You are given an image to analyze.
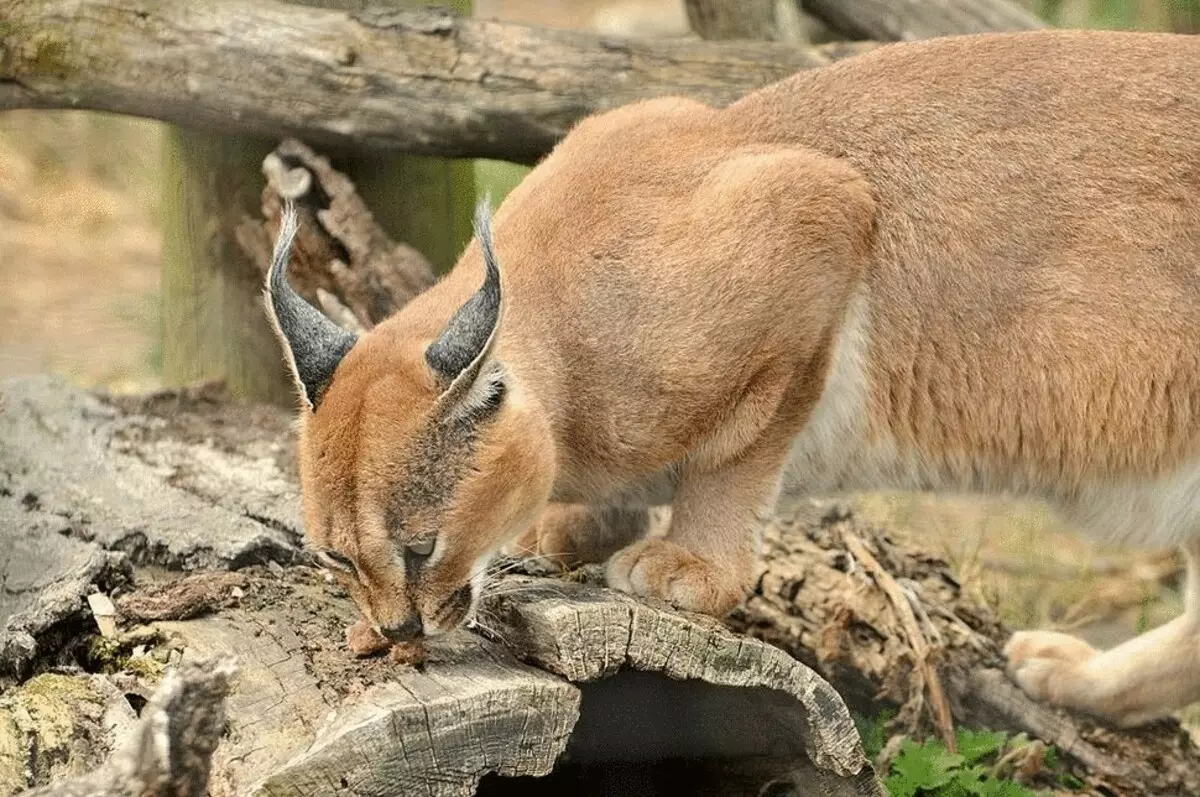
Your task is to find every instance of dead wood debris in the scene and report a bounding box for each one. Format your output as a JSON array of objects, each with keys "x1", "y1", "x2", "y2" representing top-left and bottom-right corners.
[
  {"x1": 234, "y1": 138, "x2": 436, "y2": 333},
  {"x1": 727, "y1": 499, "x2": 1200, "y2": 796},
  {"x1": 16, "y1": 657, "x2": 236, "y2": 797},
  {"x1": 115, "y1": 572, "x2": 250, "y2": 623},
  {"x1": 842, "y1": 531, "x2": 956, "y2": 753}
]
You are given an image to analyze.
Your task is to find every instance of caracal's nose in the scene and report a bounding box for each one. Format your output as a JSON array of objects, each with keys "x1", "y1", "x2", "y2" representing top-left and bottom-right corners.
[{"x1": 380, "y1": 615, "x2": 424, "y2": 643}]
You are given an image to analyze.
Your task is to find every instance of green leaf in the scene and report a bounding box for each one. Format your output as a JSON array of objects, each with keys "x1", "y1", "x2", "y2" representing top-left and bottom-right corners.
[
  {"x1": 1059, "y1": 772, "x2": 1086, "y2": 790},
  {"x1": 955, "y1": 729, "x2": 1009, "y2": 764},
  {"x1": 971, "y1": 778, "x2": 1039, "y2": 797},
  {"x1": 883, "y1": 772, "x2": 921, "y2": 797},
  {"x1": 888, "y1": 739, "x2": 965, "y2": 794},
  {"x1": 950, "y1": 765, "x2": 990, "y2": 795}
]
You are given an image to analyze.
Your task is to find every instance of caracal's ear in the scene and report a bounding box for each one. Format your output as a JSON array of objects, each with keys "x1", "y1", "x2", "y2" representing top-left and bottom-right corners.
[
  {"x1": 262, "y1": 200, "x2": 358, "y2": 410},
  {"x1": 426, "y1": 195, "x2": 504, "y2": 408}
]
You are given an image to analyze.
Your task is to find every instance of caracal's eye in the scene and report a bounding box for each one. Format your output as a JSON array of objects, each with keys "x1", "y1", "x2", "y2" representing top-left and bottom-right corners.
[
  {"x1": 406, "y1": 539, "x2": 435, "y2": 559},
  {"x1": 316, "y1": 549, "x2": 356, "y2": 574}
]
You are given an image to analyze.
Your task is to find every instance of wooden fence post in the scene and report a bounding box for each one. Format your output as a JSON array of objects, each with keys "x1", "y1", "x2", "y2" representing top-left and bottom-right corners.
[
  {"x1": 159, "y1": 0, "x2": 477, "y2": 405},
  {"x1": 160, "y1": 131, "x2": 291, "y2": 404}
]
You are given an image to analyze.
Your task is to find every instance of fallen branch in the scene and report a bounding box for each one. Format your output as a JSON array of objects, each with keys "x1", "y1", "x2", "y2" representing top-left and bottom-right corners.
[
  {"x1": 0, "y1": 0, "x2": 878, "y2": 164},
  {"x1": 843, "y1": 531, "x2": 956, "y2": 753},
  {"x1": 801, "y1": 0, "x2": 1044, "y2": 41}
]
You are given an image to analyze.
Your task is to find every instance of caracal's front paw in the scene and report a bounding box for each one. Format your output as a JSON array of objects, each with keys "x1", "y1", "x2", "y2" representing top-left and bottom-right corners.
[
  {"x1": 1004, "y1": 630, "x2": 1099, "y2": 711},
  {"x1": 605, "y1": 538, "x2": 747, "y2": 616}
]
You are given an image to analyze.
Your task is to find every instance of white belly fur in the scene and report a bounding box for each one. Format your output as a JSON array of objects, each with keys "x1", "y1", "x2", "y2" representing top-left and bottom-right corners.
[{"x1": 783, "y1": 289, "x2": 1200, "y2": 549}]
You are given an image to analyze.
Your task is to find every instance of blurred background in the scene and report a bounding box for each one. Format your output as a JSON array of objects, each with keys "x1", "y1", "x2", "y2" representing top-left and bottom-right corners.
[{"x1": 1, "y1": 0, "x2": 1197, "y2": 665}]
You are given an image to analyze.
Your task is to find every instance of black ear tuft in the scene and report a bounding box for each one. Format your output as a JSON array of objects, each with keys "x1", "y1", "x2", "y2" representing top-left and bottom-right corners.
[
  {"x1": 263, "y1": 200, "x2": 358, "y2": 409},
  {"x1": 425, "y1": 196, "x2": 502, "y2": 387},
  {"x1": 479, "y1": 376, "x2": 506, "y2": 412}
]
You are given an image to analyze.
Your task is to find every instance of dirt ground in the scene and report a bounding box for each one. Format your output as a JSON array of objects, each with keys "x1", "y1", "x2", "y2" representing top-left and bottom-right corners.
[
  {"x1": 0, "y1": 111, "x2": 163, "y2": 393},
  {"x1": 0, "y1": 0, "x2": 1191, "y2": 726}
]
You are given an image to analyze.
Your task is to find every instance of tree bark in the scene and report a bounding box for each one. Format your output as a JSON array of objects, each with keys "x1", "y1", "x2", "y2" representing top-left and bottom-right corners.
[
  {"x1": 685, "y1": 0, "x2": 782, "y2": 40},
  {"x1": 289, "y1": 0, "x2": 479, "y2": 277},
  {"x1": 0, "y1": 0, "x2": 877, "y2": 165},
  {"x1": 17, "y1": 658, "x2": 237, "y2": 797},
  {"x1": 800, "y1": 0, "x2": 1045, "y2": 41},
  {"x1": 234, "y1": 139, "x2": 437, "y2": 334},
  {"x1": 159, "y1": 130, "x2": 294, "y2": 405}
]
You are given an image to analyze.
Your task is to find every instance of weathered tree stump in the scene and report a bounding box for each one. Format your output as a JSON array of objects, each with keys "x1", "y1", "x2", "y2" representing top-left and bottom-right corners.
[{"x1": 234, "y1": 138, "x2": 437, "y2": 335}]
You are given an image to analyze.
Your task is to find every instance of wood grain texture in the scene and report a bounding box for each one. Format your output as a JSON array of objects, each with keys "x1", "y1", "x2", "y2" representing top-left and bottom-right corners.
[
  {"x1": 253, "y1": 631, "x2": 581, "y2": 797},
  {"x1": 0, "y1": 0, "x2": 877, "y2": 164},
  {"x1": 0, "y1": 377, "x2": 305, "y2": 574},
  {"x1": 801, "y1": 0, "x2": 1044, "y2": 41},
  {"x1": 288, "y1": 0, "x2": 478, "y2": 277},
  {"x1": 482, "y1": 577, "x2": 870, "y2": 779},
  {"x1": 248, "y1": 574, "x2": 883, "y2": 796}
]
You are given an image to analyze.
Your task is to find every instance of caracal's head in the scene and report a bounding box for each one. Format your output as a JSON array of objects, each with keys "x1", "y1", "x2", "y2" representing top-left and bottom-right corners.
[{"x1": 264, "y1": 198, "x2": 554, "y2": 643}]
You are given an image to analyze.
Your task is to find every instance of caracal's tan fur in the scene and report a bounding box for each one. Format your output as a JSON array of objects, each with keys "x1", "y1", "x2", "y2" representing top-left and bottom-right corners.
[{"x1": 267, "y1": 29, "x2": 1200, "y2": 727}]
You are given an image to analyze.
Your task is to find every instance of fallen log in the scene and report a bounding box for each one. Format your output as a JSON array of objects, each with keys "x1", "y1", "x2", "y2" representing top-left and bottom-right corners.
[
  {"x1": 0, "y1": 0, "x2": 877, "y2": 164},
  {"x1": 239, "y1": 568, "x2": 880, "y2": 796},
  {"x1": 0, "y1": 377, "x2": 883, "y2": 796},
  {"x1": 801, "y1": 0, "x2": 1044, "y2": 42},
  {"x1": 3, "y1": 372, "x2": 1200, "y2": 795}
]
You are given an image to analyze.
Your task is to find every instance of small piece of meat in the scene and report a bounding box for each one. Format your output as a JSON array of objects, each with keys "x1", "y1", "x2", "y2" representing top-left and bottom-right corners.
[
  {"x1": 346, "y1": 618, "x2": 390, "y2": 657},
  {"x1": 387, "y1": 640, "x2": 427, "y2": 666},
  {"x1": 345, "y1": 618, "x2": 427, "y2": 665}
]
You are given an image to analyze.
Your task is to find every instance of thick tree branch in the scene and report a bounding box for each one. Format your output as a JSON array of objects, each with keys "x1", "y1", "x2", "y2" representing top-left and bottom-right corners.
[
  {"x1": 801, "y1": 0, "x2": 1045, "y2": 42},
  {"x1": 0, "y1": 0, "x2": 877, "y2": 164}
]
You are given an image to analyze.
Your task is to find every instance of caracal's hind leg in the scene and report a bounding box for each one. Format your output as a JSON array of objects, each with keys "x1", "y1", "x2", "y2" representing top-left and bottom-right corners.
[
  {"x1": 1005, "y1": 538, "x2": 1200, "y2": 727},
  {"x1": 502, "y1": 503, "x2": 654, "y2": 572}
]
